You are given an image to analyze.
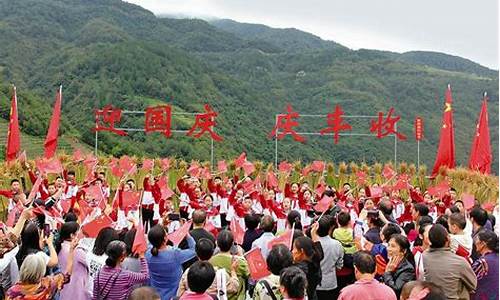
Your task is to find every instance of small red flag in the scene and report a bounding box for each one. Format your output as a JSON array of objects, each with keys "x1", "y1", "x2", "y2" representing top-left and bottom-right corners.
[
  {"x1": 160, "y1": 158, "x2": 170, "y2": 171},
  {"x1": 157, "y1": 177, "x2": 175, "y2": 199},
  {"x1": 245, "y1": 248, "x2": 271, "y2": 280},
  {"x1": 187, "y1": 163, "x2": 201, "y2": 177},
  {"x1": 121, "y1": 190, "x2": 142, "y2": 210},
  {"x1": 431, "y1": 85, "x2": 456, "y2": 176},
  {"x1": 311, "y1": 161, "x2": 325, "y2": 173},
  {"x1": 393, "y1": 174, "x2": 410, "y2": 191},
  {"x1": 235, "y1": 152, "x2": 247, "y2": 168},
  {"x1": 382, "y1": 165, "x2": 396, "y2": 180},
  {"x1": 267, "y1": 229, "x2": 293, "y2": 250},
  {"x1": 72, "y1": 148, "x2": 84, "y2": 162},
  {"x1": 200, "y1": 168, "x2": 212, "y2": 180},
  {"x1": 44, "y1": 86, "x2": 62, "y2": 159},
  {"x1": 242, "y1": 180, "x2": 255, "y2": 195},
  {"x1": 267, "y1": 171, "x2": 278, "y2": 188},
  {"x1": 368, "y1": 187, "x2": 383, "y2": 198},
  {"x1": 301, "y1": 166, "x2": 311, "y2": 177},
  {"x1": 314, "y1": 196, "x2": 333, "y2": 212},
  {"x1": 6, "y1": 86, "x2": 21, "y2": 162},
  {"x1": 132, "y1": 222, "x2": 148, "y2": 254},
  {"x1": 27, "y1": 176, "x2": 43, "y2": 205},
  {"x1": 482, "y1": 202, "x2": 495, "y2": 212},
  {"x1": 36, "y1": 157, "x2": 63, "y2": 175},
  {"x1": 468, "y1": 97, "x2": 492, "y2": 174},
  {"x1": 242, "y1": 161, "x2": 255, "y2": 176},
  {"x1": 315, "y1": 184, "x2": 326, "y2": 197},
  {"x1": 168, "y1": 220, "x2": 192, "y2": 246},
  {"x1": 217, "y1": 160, "x2": 228, "y2": 173},
  {"x1": 278, "y1": 161, "x2": 292, "y2": 173},
  {"x1": 82, "y1": 214, "x2": 114, "y2": 238},
  {"x1": 461, "y1": 193, "x2": 475, "y2": 210},
  {"x1": 142, "y1": 159, "x2": 154, "y2": 171},
  {"x1": 356, "y1": 171, "x2": 367, "y2": 186},
  {"x1": 6, "y1": 205, "x2": 22, "y2": 227},
  {"x1": 230, "y1": 218, "x2": 245, "y2": 245},
  {"x1": 60, "y1": 200, "x2": 71, "y2": 214},
  {"x1": 427, "y1": 180, "x2": 450, "y2": 198}
]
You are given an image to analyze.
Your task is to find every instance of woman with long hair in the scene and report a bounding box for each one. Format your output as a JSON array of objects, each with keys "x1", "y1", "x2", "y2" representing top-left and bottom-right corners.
[
  {"x1": 56, "y1": 222, "x2": 90, "y2": 300},
  {"x1": 472, "y1": 230, "x2": 499, "y2": 300},
  {"x1": 93, "y1": 240, "x2": 148, "y2": 300},
  {"x1": 146, "y1": 224, "x2": 196, "y2": 300},
  {"x1": 16, "y1": 222, "x2": 58, "y2": 269},
  {"x1": 382, "y1": 234, "x2": 416, "y2": 298}
]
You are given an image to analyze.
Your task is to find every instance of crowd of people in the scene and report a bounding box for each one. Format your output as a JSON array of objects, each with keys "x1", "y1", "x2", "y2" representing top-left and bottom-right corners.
[{"x1": 0, "y1": 157, "x2": 497, "y2": 300}]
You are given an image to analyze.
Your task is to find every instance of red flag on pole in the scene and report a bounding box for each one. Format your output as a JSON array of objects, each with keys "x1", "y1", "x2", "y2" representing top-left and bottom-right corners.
[
  {"x1": 267, "y1": 229, "x2": 293, "y2": 250},
  {"x1": 168, "y1": 220, "x2": 192, "y2": 246},
  {"x1": 36, "y1": 157, "x2": 63, "y2": 175},
  {"x1": 382, "y1": 165, "x2": 396, "y2": 180},
  {"x1": 217, "y1": 160, "x2": 228, "y2": 173},
  {"x1": 267, "y1": 171, "x2": 278, "y2": 188},
  {"x1": 314, "y1": 196, "x2": 333, "y2": 212},
  {"x1": 121, "y1": 191, "x2": 142, "y2": 210},
  {"x1": 427, "y1": 180, "x2": 450, "y2": 198},
  {"x1": 44, "y1": 86, "x2": 62, "y2": 159},
  {"x1": 235, "y1": 152, "x2": 246, "y2": 168},
  {"x1": 132, "y1": 222, "x2": 147, "y2": 254},
  {"x1": 142, "y1": 159, "x2": 154, "y2": 171},
  {"x1": 468, "y1": 96, "x2": 492, "y2": 174},
  {"x1": 245, "y1": 248, "x2": 271, "y2": 280},
  {"x1": 230, "y1": 218, "x2": 245, "y2": 245},
  {"x1": 461, "y1": 193, "x2": 475, "y2": 210},
  {"x1": 82, "y1": 214, "x2": 114, "y2": 238},
  {"x1": 431, "y1": 85, "x2": 456, "y2": 176},
  {"x1": 242, "y1": 161, "x2": 255, "y2": 176},
  {"x1": 311, "y1": 161, "x2": 325, "y2": 173},
  {"x1": 278, "y1": 161, "x2": 293, "y2": 173},
  {"x1": 356, "y1": 171, "x2": 367, "y2": 186},
  {"x1": 160, "y1": 158, "x2": 170, "y2": 171},
  {"x1": 6, "y1": 86, "x2": 21, "y2": 162},
  {"x1": 157, "y1": 177, "x2": 175, "y2": 199}
]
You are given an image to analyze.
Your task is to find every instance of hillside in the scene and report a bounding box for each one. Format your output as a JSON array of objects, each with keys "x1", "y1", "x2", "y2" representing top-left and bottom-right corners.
[{"x1": 0, "y1": 0, "x2": 497, "y2": 173}]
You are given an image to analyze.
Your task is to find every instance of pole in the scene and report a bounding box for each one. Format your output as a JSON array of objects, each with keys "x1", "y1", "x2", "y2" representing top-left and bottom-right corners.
[
  {"x1": 394, "y1": 123, "x2": 397, "y2": 166},
  {"x1": 210, "y1": 138, "x2": 214, "y2": 171},
  {"x1": 94, "y1": 129, "x2": 98, "y2": 156},
  {"x1": 274, "y1": 115, "x2": 278, "y2": 169},
  {"x1": 417, "y1": 140, "x2": 420, "y2": 170}
]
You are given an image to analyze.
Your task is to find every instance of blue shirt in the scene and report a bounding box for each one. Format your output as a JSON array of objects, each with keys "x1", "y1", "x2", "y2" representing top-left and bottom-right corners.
[{"x1": 146, "y1": 236, "x2": 196, "y2": 300}]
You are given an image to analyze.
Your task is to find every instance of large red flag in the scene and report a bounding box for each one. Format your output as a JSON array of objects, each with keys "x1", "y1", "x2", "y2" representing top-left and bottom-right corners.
[
  {"x1": 245, "y1": 248, "x2": 271, "y2": 280},
  {"x1": 44, "y1": 86, "x2": 62, "y2": 159},
  {"x1": 468, "y1": 96, "x2": 492, "y2": 174},
  {"x1": 36, "y1": 157, "x2": 63, "y2": 175},
  {"x1": 82, "y1": 214, "x2": 114, "y2": 238},
  {"x1": 314, "y1": 196, "x2": 333, "y2": 213},
  {"x1": 6, "y1": 86, "x2": 21, "y2": 162},
  {"x1": 431, "y1": 85, "x2": 455, "y2": 176}
]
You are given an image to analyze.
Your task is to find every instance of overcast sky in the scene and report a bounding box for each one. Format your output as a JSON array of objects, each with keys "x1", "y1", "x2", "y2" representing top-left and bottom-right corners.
[{"x1": 128, "y1": 0, "x2": 499, "y2": 69}]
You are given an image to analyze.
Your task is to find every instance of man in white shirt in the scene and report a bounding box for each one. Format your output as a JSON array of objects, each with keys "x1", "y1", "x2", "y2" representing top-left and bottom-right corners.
[{"x1": 251, "y1": 215, "x2": 276, "y2": 258}]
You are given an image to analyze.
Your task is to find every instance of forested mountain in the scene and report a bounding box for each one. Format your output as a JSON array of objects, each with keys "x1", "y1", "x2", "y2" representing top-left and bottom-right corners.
[{"x1": 0, "y1": 0, "x2": 497, "y2": 172}]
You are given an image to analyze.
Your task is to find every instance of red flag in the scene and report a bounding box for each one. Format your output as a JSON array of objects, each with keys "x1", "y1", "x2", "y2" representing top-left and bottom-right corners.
[
  {"x1": 314, "y1": 196, "x2": 333, "y2": 212},
  {"x1": 36, "y1": 157, "x2": 63, "y2": 175},
  {"x1": 160, "y1": 158, "x2": 170, "y2": 171},
  {"x1": 267, "y1": 229, "x2": 293, "y2": 250},
  {"x1": 482, "y1": 202, "x2": 495, "y2": 212},
  {"x1": 427, "y1": 180, "x2": 450, "y2": 198},
  {"x1": 187, "y1": 163, "x2": 201, "y2": 177},
  {"x1": 200, "y1": 167, "x2": 211, "y2": 180},
  {"x1": 27, "y1": 176, "x2": 43, "y2": 205},
  {"x1": 157, "y1": 177, "x2": 175, "y2": 199},
  {"x1": 382, "y1": 165, "x2": 396, "y2": 180},
  {"x1": 267, "y1": 171, "x2": 278, "y2": 188},
  {"x1": 6, "y1": 204, "x2": 22, "y2": 227},
  {"x1": 121, "y1": 191, "x2": 142, "y2": 210},
  {"x1": 468, "y1": 97, "x2": 492, "y2": 174},
  {"x1": 461, "y1": 193, "x2": 475, "y2": 210},
  {"x1": 18, "y1": 150, "x2": 27, "y2": 164},
  {"x1": 83, "y1": 185, "x2": 105, "y2": 204},
  {"x1": 142, "y1": 159, "x2": 154, "y2": 171},
  {"x1": 230, "y1": 218, "x2": 245, "y2": 245},
  {"x1": 168, "y1": 220, "x2": 192, "y2": 246},
  {"x1": 235, "y1": 152, "x2": 246, "y2": 168},
  {"x1": 242, "y1": 180, "x2": 255, "y2": 195},
  {"x1": 6, "y1": 86, "x2": 21, "y2": 162},
  {"x1": 368, "y1": 187, "x2": 383, "y2": 198},
  {"x1": 311, "y1": 161, "x2": 325, "y2": 173},
  {"x1": 132, "y1": 222, "x2": 147, "y2": 254},
  {"x1": 60, "y1": 200, "x2": 71, "y2": 214},
  {"x1": 432, "y1": 85, "x2": 456, "y2": 176},
  {"x1": 44, "y1": 86, "x2": 62, "y2": 159},
  {"x1": 356, "y1": 171, "x2": 367, "y2": 186},
  {"x1": 72, "y1": 148, "x2": 84, "y2": 162},
  {"x1": 217, "y1": 160, "x2": 227, "y2": 173},
  {"x1": 278, "y1": 161, "x2": 292, "y2": 173},
  {"x1": 242, "y1": 161, "x2": 255, "y2": 176},
  {"x1": 245, "y1": 248, "x2": 271, "y2": 280},
  {"x1": 315, "y1": 184, "x2": 326, "y2": 197},
  {"x1": 393, "y1": 174, "x2": 410, "y2": 191},
  {"x1": 301, "y1": 166, "x2": 311, "y2": 177},
  {"x1": 82, "y1": 214, "x2": 114, "y2": 238}
]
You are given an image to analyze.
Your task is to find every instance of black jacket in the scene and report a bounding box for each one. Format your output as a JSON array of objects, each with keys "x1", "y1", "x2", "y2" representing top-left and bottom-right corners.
[{"x1": 382, "y1": 258, "x2": 416, "y2": 298}]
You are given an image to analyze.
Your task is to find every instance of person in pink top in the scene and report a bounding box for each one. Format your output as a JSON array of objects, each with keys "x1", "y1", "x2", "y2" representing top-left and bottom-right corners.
[
  {"x1": 338, "y1": 251, "x2": 397, "y2": 300},
  {"x1": 179, "y1": 261, "x2": 216, "y2": 300}
]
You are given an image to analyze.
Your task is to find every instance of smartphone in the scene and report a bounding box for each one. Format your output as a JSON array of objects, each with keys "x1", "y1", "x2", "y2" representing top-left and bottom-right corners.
[
  {"x1": 168, "y1": 213, "x2": 180, "y2": 221},
  {"x1": 43, "y1": 224, "x2": 51, "y2": 238}
]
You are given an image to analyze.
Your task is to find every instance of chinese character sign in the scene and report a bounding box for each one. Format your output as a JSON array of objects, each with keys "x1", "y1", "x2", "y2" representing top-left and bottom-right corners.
[
  {"x1": 94, "y1": 105, "x2": 127, "y2": 136},
  {"x1": 186, "y1": 104, "x2": 223, "y2": 141},
  {"x1": 145, "y1": 105, "x2": 172, "y2": 137},
  {"x1": 319, "y1": 104, "x2": 352, "y2": 144},
  {"x1": 370, "y1": 107, "x2": 406, "y2": 140},
  {"x1": 268, "y1": 104, "x2": 305, "y2": 142}
]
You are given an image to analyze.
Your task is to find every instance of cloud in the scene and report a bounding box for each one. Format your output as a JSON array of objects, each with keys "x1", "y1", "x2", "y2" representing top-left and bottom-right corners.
[{"x1": 127, "y1": 0, "x2": 499, "y2": 69}]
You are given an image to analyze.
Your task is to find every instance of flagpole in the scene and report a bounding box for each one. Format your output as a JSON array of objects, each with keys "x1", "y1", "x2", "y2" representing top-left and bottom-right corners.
[{"x1": 417, "y1": 140, "x2": 420, "y2": 170}]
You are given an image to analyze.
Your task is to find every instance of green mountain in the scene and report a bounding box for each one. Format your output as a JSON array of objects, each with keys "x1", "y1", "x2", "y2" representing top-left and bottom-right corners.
[{"x1": 0, "y1": 0, "x2": 497, "y2": 173}]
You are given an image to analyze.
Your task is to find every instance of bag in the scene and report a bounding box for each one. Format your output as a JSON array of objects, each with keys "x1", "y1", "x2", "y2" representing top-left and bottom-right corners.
[{"x1": 95, "y1": 269, "x2": 122, "y2": 300}]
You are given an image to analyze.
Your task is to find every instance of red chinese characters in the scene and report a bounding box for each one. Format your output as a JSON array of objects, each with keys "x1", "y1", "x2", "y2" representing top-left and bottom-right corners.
[
  {"x1": 186, "y1": 104, "x2": 223, "y2": 141},
  {"x1": 370, "y1": 107, "x2": 406, "y2": 140},
  {"x1": 320, "y1": 104, "x2": 352, "y2": 144},
  {"x1": 145, "y1": 105, "x2": 172, "y2": 137},
  {"x1": 269, "y1": 104, "x2": 305, "y2": 142},
  {"x1": 94, "y1": 105, "x2": 127, "y2": 136}
]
